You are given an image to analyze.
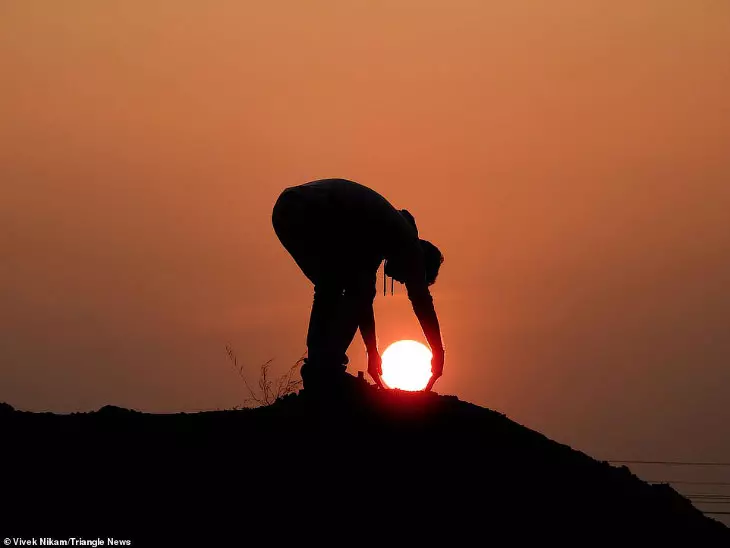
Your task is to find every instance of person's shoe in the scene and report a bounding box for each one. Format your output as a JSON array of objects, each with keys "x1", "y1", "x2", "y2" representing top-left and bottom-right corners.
[
  {"x1": 300, "y1": 358, "x2": 342, "y2": 393},
  {"x1": 300, "y1": 357, "x2": 369, "y2": 399},
  {"x1": 300, "y1": 358, "x2": 317, "y2": 391}
]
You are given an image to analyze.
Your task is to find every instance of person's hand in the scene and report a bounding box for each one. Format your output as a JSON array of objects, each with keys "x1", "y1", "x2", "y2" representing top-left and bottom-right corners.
[
  {"x1": 367, "y1": 350, "x2": 384, "y2": 389},
  {"x1": 425, "y1": 348, "x2": 445, "y2": 392}
]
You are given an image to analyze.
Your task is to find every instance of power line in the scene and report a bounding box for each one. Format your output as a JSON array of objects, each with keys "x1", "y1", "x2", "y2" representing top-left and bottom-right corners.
[
  {"x1": 648, "y1": 480, "x2": 730, "y2": 486},
  {"x1": 608, "y1": 460, "x2": 730, "y2": 467},
  {"x1": 690, "y1": 501, "x2": 730, "y2": 505}
]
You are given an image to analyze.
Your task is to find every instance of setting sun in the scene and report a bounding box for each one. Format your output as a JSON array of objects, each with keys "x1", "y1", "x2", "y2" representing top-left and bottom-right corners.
[{"x1": 381, "y1": 340, "x2": 432, "y2": 391}]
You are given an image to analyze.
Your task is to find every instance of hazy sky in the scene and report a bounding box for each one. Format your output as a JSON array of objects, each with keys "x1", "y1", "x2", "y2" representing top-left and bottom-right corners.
[{"x1": 2, "y1": 1, "x2": 729, "y2": 466}]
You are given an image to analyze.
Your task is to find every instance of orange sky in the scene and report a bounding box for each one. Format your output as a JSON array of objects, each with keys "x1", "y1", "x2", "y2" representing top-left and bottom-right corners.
[{"x1": 2, "y1": 1, "x2": 729, "y2": 464}]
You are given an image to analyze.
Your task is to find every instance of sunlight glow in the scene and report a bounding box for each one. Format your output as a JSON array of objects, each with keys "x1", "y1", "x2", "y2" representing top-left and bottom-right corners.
[{"x1": 381, "y1": 340, "x2": 432, "y2": 391}]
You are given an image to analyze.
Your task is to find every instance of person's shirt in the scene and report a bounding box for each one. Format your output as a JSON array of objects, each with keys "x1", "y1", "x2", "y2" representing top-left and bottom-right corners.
[{"x1": 296, "y1": 178, "x2": 428, "y2": 288}]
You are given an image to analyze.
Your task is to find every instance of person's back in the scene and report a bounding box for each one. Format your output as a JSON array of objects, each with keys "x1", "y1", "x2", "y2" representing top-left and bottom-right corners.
[{"x1": 280, "y1": 178, "x2": 423, "y2": 281}]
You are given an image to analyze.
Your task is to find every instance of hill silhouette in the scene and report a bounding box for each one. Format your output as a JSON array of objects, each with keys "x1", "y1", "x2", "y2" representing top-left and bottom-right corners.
[{"x1": 3, "y1": 382, "x2": 728, "y2": 545}]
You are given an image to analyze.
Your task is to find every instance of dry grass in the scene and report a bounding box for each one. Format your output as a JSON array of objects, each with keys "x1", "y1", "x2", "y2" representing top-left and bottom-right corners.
[{"x1": 225, "y1": 344, "x2": 304, "y2": 407}]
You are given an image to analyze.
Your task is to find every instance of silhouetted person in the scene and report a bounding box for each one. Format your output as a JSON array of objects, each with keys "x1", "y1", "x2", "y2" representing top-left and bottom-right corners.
[{"x1": 272, "y1": 178, "x2": 445, "y2": 392}]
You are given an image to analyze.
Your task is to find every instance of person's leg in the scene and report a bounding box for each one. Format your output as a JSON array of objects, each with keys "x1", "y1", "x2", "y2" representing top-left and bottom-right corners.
[
  {"x1": 306, "y1": 279, "x2": 373, "y2": 384},
  {"x1": 327, "y1": 288, "x2": 364, "y2": 367},
  {"x1": 272, "y1": 188, "x2": 348, "y2": 387},
  {"x1": 302, "y1": 283, "x2": 347, "y2": 385},
  {"x1": 301, "y1": 282, "x2": 370, "y2": 392},
  {"x1": 306, "y1": 261, "x2": 372, "y2": 380}
]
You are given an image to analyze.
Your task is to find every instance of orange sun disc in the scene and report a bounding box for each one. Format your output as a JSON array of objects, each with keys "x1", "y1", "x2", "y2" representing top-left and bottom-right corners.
[{"x1": 380, "y1": 340, "x2": 432, "y2": 391}]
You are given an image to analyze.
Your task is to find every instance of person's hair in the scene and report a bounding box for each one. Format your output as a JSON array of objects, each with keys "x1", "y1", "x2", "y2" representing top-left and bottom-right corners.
[
  {"x1": 399, "y1": 209, "x2": 417, "y2": 232},
  {"x1": 420, "y1": 239, "x2": 444, "y2": 285}
]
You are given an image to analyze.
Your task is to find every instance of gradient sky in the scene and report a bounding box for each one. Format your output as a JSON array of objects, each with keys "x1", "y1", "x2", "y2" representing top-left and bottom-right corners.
[{"x1": 2, "y1": 1, "x2": 729, "y2": 469}]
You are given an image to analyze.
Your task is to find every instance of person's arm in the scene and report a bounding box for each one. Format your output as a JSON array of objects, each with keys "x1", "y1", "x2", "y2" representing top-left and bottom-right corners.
[
  {"x1": 406, "y1": 281, "x2": 445, "y2": 390},
  {"x1": 351, "y1": 275, "x2": 383, "y2": 387},
  {"x1": 359, "y1": 299, "x2": 378, "y2": 356},
  {"x1": 360, "y1": 297, "x2": 384, "y2": 388}
]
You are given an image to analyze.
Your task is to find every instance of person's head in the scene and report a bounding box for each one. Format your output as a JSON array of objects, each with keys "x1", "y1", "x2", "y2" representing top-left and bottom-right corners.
[
  {"x1": 386, "y1": 209, "x2": 443, "y2": 285},
  {"x1": 420, "y1": 239, "x2": 444, "y2": 286},
  {"x1": 385, "y1": 239, "x2": 444, "y2": 286},
  {"x1": 399, "y1": 209, "x2": 417, "y2": 232}
]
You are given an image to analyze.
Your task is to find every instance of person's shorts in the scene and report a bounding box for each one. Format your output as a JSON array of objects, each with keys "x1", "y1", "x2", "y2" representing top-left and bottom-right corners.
[{"x1": 272, "y1": 186, "x2": 348, "y2": 286}]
